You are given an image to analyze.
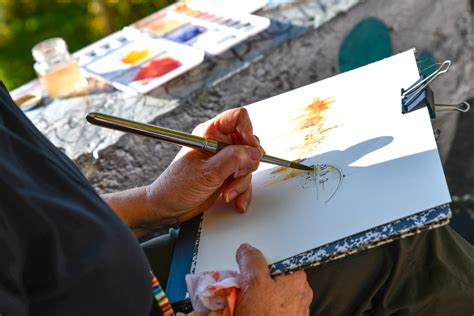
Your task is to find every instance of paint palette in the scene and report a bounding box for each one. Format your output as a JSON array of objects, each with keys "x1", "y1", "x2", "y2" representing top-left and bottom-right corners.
[
  {"x1": 133, "y1": 3, "x2": 271, "y2": 55},
  {"x1": 75, "y1": 28, "x2": 204, "y2": 94}
]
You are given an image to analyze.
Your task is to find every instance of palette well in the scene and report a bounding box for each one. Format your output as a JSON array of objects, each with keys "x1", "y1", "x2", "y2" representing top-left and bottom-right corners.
[
  {"x1": 133, "y1": 3, "x2": 270, "y2": 55},
  {"x1": 75, "y1": 29, "x2": 204, "y2": 94}
]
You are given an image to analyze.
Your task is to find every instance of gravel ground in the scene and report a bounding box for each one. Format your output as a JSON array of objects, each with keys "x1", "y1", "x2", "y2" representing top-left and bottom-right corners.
[{"x1": 445, "y1": 98, "x2": 474, "y2": 196}]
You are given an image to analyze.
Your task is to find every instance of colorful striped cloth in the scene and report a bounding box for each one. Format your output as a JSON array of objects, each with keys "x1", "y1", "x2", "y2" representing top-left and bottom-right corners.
[{"x1": 151, "y1": 272, "x2": 175, "y2": 316}]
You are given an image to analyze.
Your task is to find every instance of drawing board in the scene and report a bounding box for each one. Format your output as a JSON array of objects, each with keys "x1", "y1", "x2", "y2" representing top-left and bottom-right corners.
[{"x1": 193, "y1": 49, "x2": 451, "y2": 273}]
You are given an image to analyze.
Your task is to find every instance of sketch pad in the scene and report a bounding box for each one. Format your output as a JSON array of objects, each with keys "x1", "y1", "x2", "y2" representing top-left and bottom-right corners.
[{"x1": 166, "y1": 49, "x2": 452, "y2": 303}]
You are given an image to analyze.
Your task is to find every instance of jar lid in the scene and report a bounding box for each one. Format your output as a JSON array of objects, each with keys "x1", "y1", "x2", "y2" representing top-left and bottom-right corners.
[{"x1": 32, "y1": 38, "x2": 69, "y2": 63}]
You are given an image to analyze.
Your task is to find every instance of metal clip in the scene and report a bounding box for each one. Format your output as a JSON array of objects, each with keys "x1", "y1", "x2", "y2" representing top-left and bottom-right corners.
[
  {"x1": 402, "y1": 61, "x2": 451, "y2": 99},
  {"x1": 401, "y1": 60, "x2": 470, "y2": 118},
  {"x1": 435, "y1": 101, "x2": 471, "y2": 113}
]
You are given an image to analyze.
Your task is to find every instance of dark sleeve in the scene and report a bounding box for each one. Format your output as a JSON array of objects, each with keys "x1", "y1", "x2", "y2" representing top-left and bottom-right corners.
[{"x1": 0, "y1": 206, "x2": 28, "y2": 315}]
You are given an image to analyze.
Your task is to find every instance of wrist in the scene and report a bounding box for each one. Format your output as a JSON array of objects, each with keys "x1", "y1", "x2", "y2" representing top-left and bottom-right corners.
[{"x1": 142, "y1": 183, "x2": 179, "y2": 228}]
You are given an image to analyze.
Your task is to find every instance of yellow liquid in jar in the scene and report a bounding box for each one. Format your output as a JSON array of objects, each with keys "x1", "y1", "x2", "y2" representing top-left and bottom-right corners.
[{"x1": 38, "y1": 61, "x2": 86, "y2": 98}]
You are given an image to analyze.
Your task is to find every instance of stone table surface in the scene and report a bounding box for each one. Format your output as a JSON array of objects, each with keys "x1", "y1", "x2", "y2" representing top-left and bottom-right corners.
[{"x1": 14, "y1": 0, "x2": 474, "y2": 194}]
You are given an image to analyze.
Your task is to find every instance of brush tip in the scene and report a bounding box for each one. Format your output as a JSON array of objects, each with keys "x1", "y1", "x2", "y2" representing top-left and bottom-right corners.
[{"x1": 290, "y1": 161, "x2": 313, "y2": 171}]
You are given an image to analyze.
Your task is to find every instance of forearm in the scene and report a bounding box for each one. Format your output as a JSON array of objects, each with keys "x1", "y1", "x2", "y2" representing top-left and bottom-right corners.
[
  {"x1": 101, "y1": 186, "x2": 177, "y2": 236},
  {"x1": 101, "y1": 186, "x2": 150, "y2": 229}
]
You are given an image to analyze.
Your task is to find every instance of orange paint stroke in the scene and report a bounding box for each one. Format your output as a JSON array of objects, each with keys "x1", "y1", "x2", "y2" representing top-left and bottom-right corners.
[
  {"x1": 289, "y1": 96, "x2": 338, "y2": 159},
  {"x1": 268, "y1": 166, "x2": 306, "y2": 186},
  {"x1": 268, "y1": 96, "x2": 339, "y2": 187},
  {"x1": 292, "y1": 97, "x2": 334, "y2": 129}
]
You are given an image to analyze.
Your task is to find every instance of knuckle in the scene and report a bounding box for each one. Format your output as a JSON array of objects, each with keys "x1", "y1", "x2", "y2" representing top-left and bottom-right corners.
[
  {"x1": 201, "y1": 162, "x2": 224, "y2": 187},
  {"x1": 193, "y1": 121, "x2": 212, "y2": 136},
  {"x1": 248, "y1": 272, "x2": 267, "y2": 287},
  {"x1": 229, "y1": 146, "x2": 250, "y2": 165},
  {"x1": 227, "y1": 148, "x2": 245, "y2": 167}
]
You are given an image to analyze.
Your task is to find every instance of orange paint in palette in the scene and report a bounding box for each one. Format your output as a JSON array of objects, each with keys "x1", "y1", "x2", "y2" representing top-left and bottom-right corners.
[
  {"x1": 174, "y1": 3, "x2": 202, "y2": 16},
  {"x1": 144, "y1": 18, "x2": 187, "y2": 37},
  {"x1": 134, "y1": 57, "x2": 182, "y2": 83}
]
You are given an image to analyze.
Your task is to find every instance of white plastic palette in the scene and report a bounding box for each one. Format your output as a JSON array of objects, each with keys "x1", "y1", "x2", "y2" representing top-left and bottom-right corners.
[
  {"x1": 133, "y1": 3, "x2": 271, "y2": 55},
  {"x1": 75, "y1": 29, "x2": 204, "y2": 94}
]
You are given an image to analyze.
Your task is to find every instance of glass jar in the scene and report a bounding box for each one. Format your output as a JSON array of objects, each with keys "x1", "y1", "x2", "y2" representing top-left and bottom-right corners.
[{"x1": 32, "y1": 38, "x2": 87, "y2": 98}]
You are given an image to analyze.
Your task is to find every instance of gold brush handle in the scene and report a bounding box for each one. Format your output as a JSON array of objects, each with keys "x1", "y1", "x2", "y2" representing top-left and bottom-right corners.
[{"x1": 85, "y1": 112, "x2": 312, "y2": 171}]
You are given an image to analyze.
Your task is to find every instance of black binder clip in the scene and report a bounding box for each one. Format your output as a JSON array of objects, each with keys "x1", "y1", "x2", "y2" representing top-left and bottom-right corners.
[{"x1": 401, "y1": 60, "x2": 470, "y2": 119}]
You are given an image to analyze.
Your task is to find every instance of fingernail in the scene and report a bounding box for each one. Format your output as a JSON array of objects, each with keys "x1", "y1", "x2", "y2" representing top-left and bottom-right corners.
[
  {"x1": 248, "y1": 147, "x2": 261, "y2": 160},
  {"x1": 226, "y1": 190, "x2": 238, "y2": 203},
  {"x1": 241, "y1": 200, "x2": 248, "y2": 212},
  {"x1": 239, "y1": 243, "x2": 252, "y2": 251},
  {"x1": 236, "y1": 243, "x2": 253, "y2": 259}
]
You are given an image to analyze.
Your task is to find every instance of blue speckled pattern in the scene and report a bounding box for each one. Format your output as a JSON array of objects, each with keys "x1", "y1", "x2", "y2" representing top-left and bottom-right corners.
[
  {"x1": 269, "y1": 204, "x2": 451, "y2": 274},
  {"x1": 188, "y1": 205, "x2": 450, "y2": 276}
]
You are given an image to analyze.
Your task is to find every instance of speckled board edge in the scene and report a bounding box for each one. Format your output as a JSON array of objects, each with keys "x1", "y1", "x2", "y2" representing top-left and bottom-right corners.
[
  {"x1": 168, "y1": 205, "x2": 450, "y2": 303},
  {"x1": 191, "y1": 204, "x2": 451, "y2": 275},
  {"x1": 269, "y1": 204, "x2": 451, "y2": 274}
]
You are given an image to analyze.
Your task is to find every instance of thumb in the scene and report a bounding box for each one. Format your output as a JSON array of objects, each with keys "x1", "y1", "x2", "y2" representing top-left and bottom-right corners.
[
  {"x1": 202, "y1": 145, "x2": 261, "y2": 187},
  {"x1": 236, "y1": 244, "x2": 270, "y2": 282}
]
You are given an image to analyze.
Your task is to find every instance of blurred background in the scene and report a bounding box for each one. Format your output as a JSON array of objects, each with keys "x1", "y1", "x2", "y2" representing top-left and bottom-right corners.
[{"x1": 0, "y1": 0, "x2": 174, "y2": 90}]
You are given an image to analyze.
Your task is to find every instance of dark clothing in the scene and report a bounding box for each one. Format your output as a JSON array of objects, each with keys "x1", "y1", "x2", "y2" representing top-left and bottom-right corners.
[
  {"x1": 307, "y1": 226, "x2": 474, "y2": 315},
  {"x1": 143, "y1": 226, "x2": 474, "y2": 316},
  {"x1": 0, "y1": 81, "x2": 153, "y2": 315}
]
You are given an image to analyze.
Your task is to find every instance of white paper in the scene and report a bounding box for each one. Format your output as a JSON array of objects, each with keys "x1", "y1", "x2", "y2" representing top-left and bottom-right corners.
[{"x1": 194, "y1": 49, "x2": 451, "y2": 273}]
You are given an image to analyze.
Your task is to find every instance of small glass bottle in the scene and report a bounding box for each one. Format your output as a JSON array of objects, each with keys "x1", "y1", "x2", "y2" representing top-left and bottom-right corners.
[{"x1": 32, "y1": 38, "x2": 87, "y2": 98}]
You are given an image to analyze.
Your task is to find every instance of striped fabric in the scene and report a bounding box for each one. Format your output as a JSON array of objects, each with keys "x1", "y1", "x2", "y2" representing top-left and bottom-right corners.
[{"x1": 151, "y1": 273, "x2": 175, "y2": 316}]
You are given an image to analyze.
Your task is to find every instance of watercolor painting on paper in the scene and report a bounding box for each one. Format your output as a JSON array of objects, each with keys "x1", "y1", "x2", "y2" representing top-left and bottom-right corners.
[{"x1": 193, "y1": 49, "x2": 452, "y2": 273}]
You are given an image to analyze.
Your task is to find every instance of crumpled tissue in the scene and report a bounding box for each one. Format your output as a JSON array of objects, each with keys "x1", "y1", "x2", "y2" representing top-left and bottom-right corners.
[{"x1": 185, "y1": 271, "x2": 240, "y2": 316}]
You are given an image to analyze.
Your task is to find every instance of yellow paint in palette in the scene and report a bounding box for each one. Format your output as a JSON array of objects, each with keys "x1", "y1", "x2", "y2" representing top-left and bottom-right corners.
[{"x1": 121, "y1": 50, "x2": 150, "y2": 64}]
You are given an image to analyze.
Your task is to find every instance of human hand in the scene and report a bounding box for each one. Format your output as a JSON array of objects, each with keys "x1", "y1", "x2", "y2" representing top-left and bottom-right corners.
[
  {"x1": 234, "y1": 244, "x2": 313, "y2": 316},
  {"x1": 143, "y1": 108, "x2": 263, "y2": 226}
]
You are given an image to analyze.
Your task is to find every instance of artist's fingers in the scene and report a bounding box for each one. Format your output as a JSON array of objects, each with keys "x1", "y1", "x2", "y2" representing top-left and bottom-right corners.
[
  {"x1": 201, "y1": 145, "x2": 261, "y2": 188},
  {"x1": 235, "y1": 183, "x2": 252, "y2": 213},
  {"x1": 204, "y1": 108, "x2": 260, "y2": 147},
  {"x1": 236, "y1": 244, "x2": 271, "y2": 284},
  {"x1": 298, "y1": 277, "x2": 313, "y2": 316},
  {"x1": 275, "y1": 271, "x2": 313, "y2": 315},
  {"x1": 222, "y1": 174, "x2": 252, "y2": 209},
  {"x1": 303, "y1": 281, "x2": 313, "y2": 315}
]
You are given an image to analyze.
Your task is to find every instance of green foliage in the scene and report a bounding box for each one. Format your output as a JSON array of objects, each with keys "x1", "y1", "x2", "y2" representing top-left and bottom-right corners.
[{"x1": 0, "y1": 0, "x2": 174, "y2": 90}]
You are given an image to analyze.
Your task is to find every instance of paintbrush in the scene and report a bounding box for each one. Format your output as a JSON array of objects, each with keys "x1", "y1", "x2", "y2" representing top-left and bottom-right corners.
[{"x1": 85, "y1": 112, "x2": 313, "y2": 171}]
